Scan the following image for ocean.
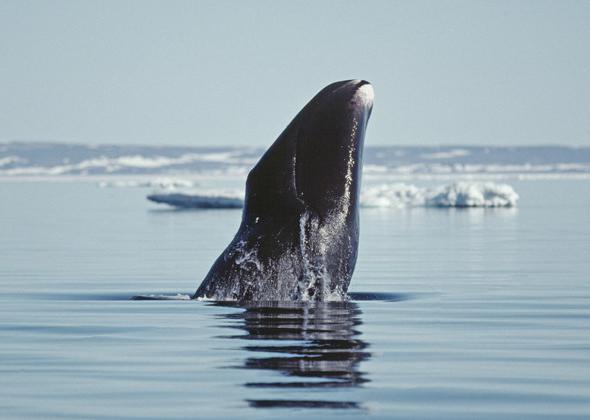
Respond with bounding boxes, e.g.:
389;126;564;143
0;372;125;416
1;144;590;418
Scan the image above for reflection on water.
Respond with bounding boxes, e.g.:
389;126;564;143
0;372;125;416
214;302;371;409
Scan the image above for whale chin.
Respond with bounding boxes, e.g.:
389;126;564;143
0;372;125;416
194;80;374;302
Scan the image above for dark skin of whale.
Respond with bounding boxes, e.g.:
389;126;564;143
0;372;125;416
195;80;374;302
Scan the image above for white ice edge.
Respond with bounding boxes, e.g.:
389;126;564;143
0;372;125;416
360;182;519;208
136;294;192;300
144;181;519;209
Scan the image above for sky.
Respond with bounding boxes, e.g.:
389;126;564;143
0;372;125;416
1;0;589;147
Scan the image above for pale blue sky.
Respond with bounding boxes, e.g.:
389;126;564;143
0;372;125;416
1;0;589;146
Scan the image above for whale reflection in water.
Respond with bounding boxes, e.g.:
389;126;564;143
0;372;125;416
214;301;371;409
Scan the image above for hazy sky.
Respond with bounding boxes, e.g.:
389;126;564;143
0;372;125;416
1;0;589;147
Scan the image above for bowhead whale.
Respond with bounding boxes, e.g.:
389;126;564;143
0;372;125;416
195;80;373;302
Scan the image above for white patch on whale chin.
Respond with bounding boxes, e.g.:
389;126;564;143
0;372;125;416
355;83;374;107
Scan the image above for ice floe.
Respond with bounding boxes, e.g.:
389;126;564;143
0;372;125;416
145;182;518;209
361;182;519;208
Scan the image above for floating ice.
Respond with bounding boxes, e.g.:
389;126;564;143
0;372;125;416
131;294;191;300
147;189;244;209
146;182;518;209
361;182;519;208
98;177;196;189
0;156;25;167
420;149;471;159
0;152;252;176
360;183;424;208
425;182;519;207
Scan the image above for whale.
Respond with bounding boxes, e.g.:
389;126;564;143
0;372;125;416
194;80;374;302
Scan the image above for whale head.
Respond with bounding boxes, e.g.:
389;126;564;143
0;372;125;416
244;80;374;223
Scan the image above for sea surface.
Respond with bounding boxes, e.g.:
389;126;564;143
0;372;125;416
1;177;589;419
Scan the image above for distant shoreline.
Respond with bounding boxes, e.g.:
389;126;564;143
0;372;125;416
2;143;590;180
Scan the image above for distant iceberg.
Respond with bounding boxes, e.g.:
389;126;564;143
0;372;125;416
361;182;519;208
426;182;519;207
147;182;518;209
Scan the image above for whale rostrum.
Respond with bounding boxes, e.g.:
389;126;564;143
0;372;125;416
195;80;374;302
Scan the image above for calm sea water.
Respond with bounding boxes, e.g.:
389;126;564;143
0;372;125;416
1;180;589;419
